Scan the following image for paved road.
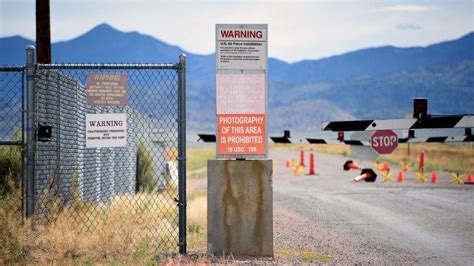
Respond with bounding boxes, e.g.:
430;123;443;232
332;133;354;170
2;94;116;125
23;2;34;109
271;150;474;264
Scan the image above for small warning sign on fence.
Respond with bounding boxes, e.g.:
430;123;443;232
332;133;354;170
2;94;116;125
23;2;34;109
86;73;128;106
86;113;127;148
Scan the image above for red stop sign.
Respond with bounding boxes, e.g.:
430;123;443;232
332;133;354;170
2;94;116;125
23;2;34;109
371;130;398;155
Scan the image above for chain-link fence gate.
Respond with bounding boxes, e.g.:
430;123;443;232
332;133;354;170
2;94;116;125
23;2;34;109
1;46;187;254
0;66;26;225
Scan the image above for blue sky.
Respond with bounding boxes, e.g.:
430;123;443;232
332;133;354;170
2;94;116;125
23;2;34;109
1;0;473;62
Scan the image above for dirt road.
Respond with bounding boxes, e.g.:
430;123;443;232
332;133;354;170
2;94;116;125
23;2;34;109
271;150;474;264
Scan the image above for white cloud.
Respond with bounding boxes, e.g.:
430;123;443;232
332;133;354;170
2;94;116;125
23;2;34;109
396;23;421;30
380;4;434;13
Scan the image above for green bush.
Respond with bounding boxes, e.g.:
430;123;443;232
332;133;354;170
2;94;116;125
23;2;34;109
0;130;22;197
135;143;157;194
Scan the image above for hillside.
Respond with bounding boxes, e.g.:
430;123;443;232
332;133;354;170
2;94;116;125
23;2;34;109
1;24;473;133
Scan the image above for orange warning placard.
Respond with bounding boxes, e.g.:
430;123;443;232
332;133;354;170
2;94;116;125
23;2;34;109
217;114;265;155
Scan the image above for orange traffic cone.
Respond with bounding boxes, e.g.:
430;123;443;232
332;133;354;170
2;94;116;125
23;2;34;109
431;171;438;183
343;160;360;171
403;162;409;172
299;146;305;167
419;151;425;172
352;168;377;182
397;171;404;183
308;148;316;175
466;172;474;184
380;162;389;172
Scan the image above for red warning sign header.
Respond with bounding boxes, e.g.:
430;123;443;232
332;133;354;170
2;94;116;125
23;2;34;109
219;30;264;40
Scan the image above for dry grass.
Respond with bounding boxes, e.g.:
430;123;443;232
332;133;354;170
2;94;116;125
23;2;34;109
0;190;28;263
187;147;215;171
167;145;215;172
188;170;207;180
382;143;474;173
0;144;212;263
271;142;473;173
187;194;207;253
165;147;178;162
183;147;209;252
0;191;179;264
278;249;332;263
270;143;351;156
0;185;210;264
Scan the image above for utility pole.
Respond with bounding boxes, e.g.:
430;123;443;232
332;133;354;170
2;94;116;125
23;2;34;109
36;0;51;63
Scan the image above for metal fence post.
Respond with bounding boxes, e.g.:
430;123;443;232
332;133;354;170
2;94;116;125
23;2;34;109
26;45;36;217
177;54;187;254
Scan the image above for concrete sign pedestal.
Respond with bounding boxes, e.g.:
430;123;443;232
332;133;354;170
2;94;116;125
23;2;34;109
207;160;273;257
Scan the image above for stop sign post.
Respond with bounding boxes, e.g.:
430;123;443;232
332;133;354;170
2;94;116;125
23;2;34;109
371;130;398;155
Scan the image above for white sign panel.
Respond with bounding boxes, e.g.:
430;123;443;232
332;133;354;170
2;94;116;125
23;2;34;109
86;113;127;148
216;24;267;70
216;73;265;114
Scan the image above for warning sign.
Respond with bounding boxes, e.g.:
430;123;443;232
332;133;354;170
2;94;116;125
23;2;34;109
86;113;127;148
216;24;267;70
87;73;128;106
218;114;265;155
216;24;268;159
218;114;266;154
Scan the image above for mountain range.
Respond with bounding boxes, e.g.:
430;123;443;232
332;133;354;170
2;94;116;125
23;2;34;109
1;23;473;133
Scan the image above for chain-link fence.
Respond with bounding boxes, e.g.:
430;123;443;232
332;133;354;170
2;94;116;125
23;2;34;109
0;66;25;222
0;47;187;254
